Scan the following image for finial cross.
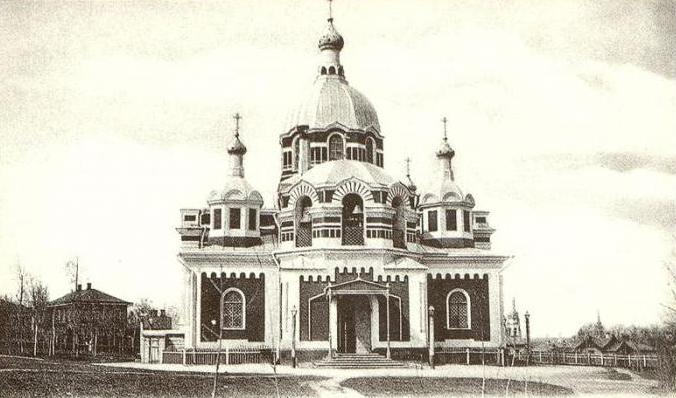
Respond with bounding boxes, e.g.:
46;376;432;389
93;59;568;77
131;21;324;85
441;116;448;141
233;113;242;137
328;0;333;20
405;157;411;177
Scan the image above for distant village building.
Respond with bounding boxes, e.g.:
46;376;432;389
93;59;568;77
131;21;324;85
139;309;184;363
573;334;655;355
47;283;130;356
171;7;509;364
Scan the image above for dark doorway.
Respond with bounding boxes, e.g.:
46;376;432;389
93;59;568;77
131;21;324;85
337;296;371;353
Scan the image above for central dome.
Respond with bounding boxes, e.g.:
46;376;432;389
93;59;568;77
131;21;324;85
286;76;380;133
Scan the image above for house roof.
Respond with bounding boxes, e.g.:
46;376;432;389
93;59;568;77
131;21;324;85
48;287;130;307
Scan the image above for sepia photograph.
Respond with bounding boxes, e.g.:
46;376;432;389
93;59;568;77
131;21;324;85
0;0;675;396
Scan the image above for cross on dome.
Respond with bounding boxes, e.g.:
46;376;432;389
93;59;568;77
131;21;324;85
442;116;448;142
227;112;247;157
233;112;242;138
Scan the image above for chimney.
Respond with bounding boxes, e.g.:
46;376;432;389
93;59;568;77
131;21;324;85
160;309;166;317
86;282;92;290
77;284;82;291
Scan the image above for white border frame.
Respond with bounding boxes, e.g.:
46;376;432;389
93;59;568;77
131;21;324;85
446;288;471;330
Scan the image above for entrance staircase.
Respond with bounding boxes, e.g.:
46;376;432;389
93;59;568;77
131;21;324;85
314;352;407;369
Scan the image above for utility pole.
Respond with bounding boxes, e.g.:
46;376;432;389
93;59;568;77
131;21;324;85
524;311;531;366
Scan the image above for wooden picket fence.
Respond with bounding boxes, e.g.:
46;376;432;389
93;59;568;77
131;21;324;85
520;350;658;370
162;345;272;365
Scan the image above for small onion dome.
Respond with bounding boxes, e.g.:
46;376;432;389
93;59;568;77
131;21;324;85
318;18;344;51
227;135;247;155
407;177;417;192
436;139;455;158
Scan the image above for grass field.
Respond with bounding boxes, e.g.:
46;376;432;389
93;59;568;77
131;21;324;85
341;376;574;396
0;356;321;397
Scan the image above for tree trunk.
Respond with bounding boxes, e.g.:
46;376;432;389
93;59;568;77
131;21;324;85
32;315;38;357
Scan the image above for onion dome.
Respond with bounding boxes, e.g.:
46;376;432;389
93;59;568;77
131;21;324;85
436;138;454;159
227;134;247;155
318;18;344;51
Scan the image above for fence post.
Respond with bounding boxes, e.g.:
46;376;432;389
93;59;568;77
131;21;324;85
539;351;542;363
225;346;230;365
428;306;435;369
643;355;646;367
575;352;578;364
182;349;186;366
601;353;604;366
466;348;470;365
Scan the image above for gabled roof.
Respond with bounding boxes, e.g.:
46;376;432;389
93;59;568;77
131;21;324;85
48;288;130;307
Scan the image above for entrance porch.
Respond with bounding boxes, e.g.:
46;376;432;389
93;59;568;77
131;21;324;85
326;278;392;359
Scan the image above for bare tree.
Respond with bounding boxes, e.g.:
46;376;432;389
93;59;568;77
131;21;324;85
28;276;49;357
65;258;79;292
15;262;28;354
127;298;154;354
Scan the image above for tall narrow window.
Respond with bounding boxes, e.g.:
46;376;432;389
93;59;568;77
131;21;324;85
447;289;470;329
248;208;257;231
463;210;471;232
446;209;457;231
221;289;245;329
366;139;374;163
428;210;438;232
329;135;344;160
230;208;241;229
213;209;222;230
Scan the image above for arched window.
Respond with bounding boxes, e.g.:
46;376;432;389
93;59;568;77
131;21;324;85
366;138;374;164
328;134;344;160
329;66;336;75
342;193;364;245
338;66;344;76
447;289;470;329
295;196;313;247
221;288;245;330
321;66;327;75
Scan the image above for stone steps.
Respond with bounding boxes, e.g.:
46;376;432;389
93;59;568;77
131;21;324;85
314;353;407;368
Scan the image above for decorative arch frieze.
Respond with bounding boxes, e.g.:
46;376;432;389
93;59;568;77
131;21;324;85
333;179;374;203
387;183;410;207
288;182;320;207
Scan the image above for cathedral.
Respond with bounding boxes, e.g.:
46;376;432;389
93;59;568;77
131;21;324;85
176;9;508;363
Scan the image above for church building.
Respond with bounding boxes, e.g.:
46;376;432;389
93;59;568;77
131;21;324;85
176;8;508;363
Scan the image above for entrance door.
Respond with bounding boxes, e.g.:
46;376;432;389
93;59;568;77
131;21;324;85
336;296;371;353
353;299;372;353
149;338;160;363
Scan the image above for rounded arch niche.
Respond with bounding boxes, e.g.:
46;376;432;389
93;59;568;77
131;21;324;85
295;196;313;247
341;193;364;246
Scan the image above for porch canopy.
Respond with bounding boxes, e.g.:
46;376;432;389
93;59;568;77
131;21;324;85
324;278;390;297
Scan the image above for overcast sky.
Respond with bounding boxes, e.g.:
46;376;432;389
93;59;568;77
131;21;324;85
1;0;675;337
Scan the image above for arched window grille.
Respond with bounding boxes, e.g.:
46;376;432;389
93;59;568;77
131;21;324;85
221;288;246;330
328;134;344;160
341;193;364;246
295;196;313;247
446;289;470;329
